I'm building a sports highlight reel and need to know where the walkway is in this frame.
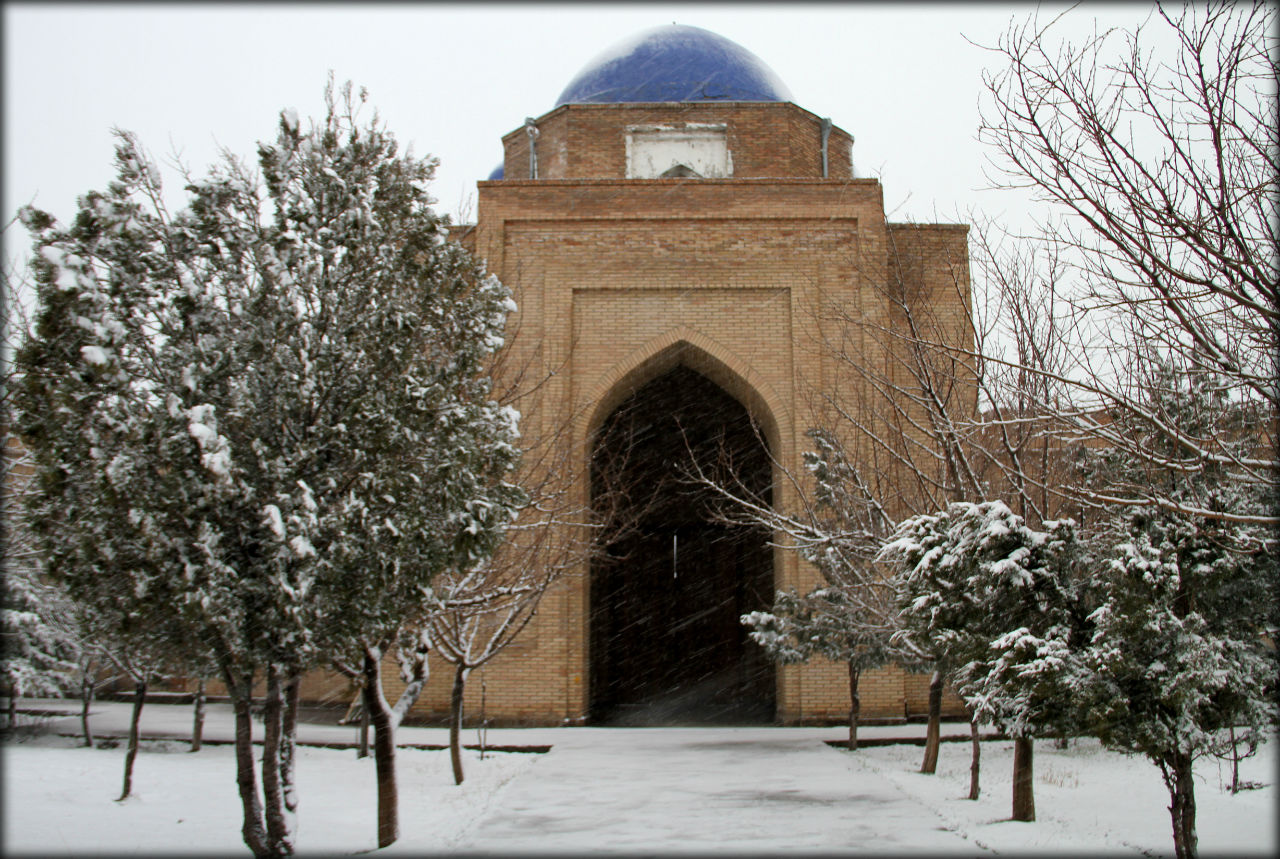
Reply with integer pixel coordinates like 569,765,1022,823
12,698,983,855
451,726,977,854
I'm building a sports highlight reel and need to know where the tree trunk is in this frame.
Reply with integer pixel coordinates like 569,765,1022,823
1228,726,1240,794
363,647,399,849
7,688,16,729
1166,751,1198,859
260,666,291,855
117,678,146,801
1011,735,1035,821
450,663,470,785
389,639,431,726
80,662,95,748
920,669,943,774
847,662,861,751
281,674,299,815
190,678,206,752
223,666,269,858
968,715,981,800
358,698,370,759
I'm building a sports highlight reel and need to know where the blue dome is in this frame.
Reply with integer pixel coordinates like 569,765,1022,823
555,25,792,106
487,162,505,181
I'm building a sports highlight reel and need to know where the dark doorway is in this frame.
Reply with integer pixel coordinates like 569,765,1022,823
589,364,775,725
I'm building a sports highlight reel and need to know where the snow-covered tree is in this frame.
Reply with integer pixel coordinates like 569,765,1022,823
1072,364,1278,859
736,427,901,751
883,500,1086,821
0,554,78,726
2,230,80,723
13,79,520,856
743,586,893,751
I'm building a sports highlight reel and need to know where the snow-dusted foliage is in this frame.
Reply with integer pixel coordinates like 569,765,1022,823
731,430,902,749
743,588,894,670
1071,364,1278,859
882,499,1087,820
0,560,78,704
1,435,78,705
883,500,1083,736
744,586,895,750
13,79,521,856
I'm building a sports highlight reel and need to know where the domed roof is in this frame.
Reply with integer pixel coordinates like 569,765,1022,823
554,24,793,107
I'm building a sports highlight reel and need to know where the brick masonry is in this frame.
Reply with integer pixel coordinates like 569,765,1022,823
307,102,970,726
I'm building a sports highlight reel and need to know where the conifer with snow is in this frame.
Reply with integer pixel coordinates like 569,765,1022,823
743,587,893,751
740,428,902,751
13,79,520,856
883,499,1086,821
0,560,78,724
1072,364,1278,859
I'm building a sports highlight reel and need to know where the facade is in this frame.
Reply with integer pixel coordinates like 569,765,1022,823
309,25,973,726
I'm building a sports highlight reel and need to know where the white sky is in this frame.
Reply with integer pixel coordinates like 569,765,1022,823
4,2,1171,278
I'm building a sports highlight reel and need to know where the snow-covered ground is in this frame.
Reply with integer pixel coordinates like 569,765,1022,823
3,733,537,855
848,737,1276,856
2,702,1275,856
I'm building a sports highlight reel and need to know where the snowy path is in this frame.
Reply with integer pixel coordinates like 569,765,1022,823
450,727,978,854
6,701,1274,855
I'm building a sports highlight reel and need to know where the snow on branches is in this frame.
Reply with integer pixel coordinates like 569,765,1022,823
882,499,1083,736
13,78,521,855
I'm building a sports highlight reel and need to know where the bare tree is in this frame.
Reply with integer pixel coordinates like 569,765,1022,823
977,1,1279,522
697,209,1082,811
425,390,598,785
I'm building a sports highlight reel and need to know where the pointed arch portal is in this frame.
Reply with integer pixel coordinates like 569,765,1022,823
589,363,775,725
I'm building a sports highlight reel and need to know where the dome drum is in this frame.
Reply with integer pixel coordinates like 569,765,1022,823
491,101,853,183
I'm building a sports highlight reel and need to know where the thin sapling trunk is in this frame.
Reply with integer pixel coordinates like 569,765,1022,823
260,667,291,855
224,666,269,858
116,678,146,801
281,674,300,815
190,677,205,752
847,662,861,751
920,669,942,774
80,662,95,748
968,715,981,800
362,647,400,849
450,663,470,785
358,699,370,759
1163,752,1198,859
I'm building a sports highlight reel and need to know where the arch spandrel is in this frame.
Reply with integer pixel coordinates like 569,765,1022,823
577,326,792,465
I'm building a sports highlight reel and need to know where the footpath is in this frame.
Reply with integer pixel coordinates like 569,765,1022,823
8,698,996,854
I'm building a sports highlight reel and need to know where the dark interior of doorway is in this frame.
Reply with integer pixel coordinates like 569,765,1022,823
589,365,775,726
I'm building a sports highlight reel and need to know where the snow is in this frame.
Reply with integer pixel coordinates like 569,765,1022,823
2,734,536,856
289,535,316,559
848,737,1277,857
3,701,1275,856
263,505,286,540
80,345,110,366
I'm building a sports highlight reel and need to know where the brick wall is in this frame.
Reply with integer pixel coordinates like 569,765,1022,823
304,102,969,726
503,102,853,182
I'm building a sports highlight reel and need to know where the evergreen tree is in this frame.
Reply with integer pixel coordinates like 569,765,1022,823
0,561,78,725
883,500,1086,821
741,429,901,752
1074,363,1278,859
743,586,893,750
13,79,520,856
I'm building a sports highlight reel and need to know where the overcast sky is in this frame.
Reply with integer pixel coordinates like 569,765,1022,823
4,2,1171,277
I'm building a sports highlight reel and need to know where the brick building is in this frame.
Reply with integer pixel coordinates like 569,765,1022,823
317,24,972,726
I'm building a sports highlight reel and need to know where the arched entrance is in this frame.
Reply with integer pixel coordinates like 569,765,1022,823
589,364,775,725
